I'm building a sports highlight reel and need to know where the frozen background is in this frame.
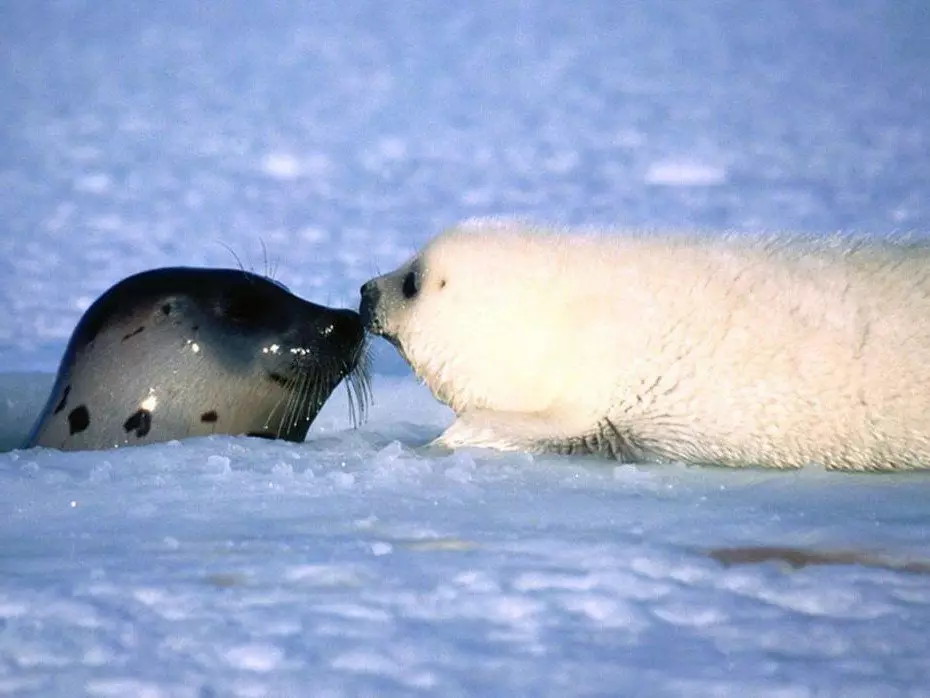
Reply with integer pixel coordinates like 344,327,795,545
2,0,930,695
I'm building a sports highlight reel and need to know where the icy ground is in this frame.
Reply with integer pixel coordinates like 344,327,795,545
2,1,930,696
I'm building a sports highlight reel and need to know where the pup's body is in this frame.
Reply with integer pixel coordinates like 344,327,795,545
360,220,930,470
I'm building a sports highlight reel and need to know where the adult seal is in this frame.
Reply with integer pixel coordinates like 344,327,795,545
27,267,370,451
359,218,930,471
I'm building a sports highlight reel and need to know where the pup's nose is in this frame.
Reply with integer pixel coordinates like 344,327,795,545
359,280,379,301
358,281,381,329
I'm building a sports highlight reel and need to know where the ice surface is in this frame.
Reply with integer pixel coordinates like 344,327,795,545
2,0,930,696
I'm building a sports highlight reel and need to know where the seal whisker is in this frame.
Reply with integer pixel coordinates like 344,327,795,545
261,364,303,440
345,371,360,427
288,375,301,424
285,373,302,432
345,346,373,428
263,379,290,439
274,376,295,439
282,371,307,438
217,242,246,272
260,238,270,279
353,368,372,425
258,239,282,283
310,369,330,418
298,370,318,429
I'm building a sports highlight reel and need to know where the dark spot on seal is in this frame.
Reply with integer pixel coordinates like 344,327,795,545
161,303,172,316
267,372,289,387
402,270,419,299
200,410,218,423
53,385,71,415
122,326,145,341
68,405,90,435
123,409,152,438
439,279,447,289
191,324,199,332
246,431,275,440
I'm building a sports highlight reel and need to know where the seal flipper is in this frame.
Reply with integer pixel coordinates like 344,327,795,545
436,409,654,461
433,409,592,453
436,409,567,452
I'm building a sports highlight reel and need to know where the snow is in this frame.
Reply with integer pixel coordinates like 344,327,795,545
2,0,930,695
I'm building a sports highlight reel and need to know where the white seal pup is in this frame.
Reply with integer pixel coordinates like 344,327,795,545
27,267,371,452
359,219,930,471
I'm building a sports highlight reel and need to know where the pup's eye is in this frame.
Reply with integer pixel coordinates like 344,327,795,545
402,270,419,299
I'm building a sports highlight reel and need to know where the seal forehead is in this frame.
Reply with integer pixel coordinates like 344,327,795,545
418,229,493,280
420,227,556,292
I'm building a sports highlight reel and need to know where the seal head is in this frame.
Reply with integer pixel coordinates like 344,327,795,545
27,267,370,451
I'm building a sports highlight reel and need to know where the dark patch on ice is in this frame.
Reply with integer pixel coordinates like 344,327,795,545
200,410,218,423
708,546,930,574
204,573,248,588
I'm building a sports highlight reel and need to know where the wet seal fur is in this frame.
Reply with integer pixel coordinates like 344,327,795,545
27,267,370,451
360,219,930,471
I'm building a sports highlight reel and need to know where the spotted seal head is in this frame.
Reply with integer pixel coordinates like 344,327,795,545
26,267,370,451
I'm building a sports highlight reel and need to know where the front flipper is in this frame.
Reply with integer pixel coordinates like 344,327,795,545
435,408,645,461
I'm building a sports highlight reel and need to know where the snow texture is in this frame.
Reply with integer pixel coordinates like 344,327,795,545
2,1,930,696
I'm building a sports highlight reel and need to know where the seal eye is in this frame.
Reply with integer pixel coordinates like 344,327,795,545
402,270,419,299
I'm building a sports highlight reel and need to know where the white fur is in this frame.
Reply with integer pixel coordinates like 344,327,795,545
365,219,930,470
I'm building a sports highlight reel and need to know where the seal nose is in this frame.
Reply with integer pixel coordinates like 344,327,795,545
358,281,380,329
